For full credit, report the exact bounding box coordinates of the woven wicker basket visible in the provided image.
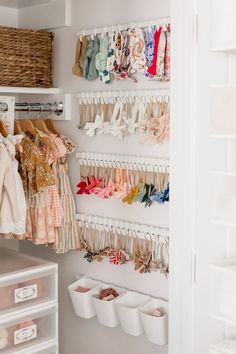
[0,26,54,88]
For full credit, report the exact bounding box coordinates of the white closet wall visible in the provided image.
[17,1,171,354]
[0,6,17,27]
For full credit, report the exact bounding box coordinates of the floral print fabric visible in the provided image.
[73,23,171,82]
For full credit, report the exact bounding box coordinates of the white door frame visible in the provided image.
[169,0,197,353]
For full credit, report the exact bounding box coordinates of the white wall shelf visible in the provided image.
[211,46,236,54]
[211,84,236,88]
[0,87,60,94]
[211,260,236,273]
[211,170,236,177]
[211,134,236,140]
[209,313,236,327]
[211,219,236,227]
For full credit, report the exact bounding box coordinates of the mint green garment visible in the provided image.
[95,34,109,81]
[83,37,100,81]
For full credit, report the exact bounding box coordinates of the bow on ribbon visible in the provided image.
[109,249,123,265]
[84,114,104,137]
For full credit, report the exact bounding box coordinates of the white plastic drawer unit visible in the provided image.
[0,248,57,317]
[0,303,57,354]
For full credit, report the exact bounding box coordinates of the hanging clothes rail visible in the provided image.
[0,101,64,116]
[76,17,171,37]
[76,213,169,239]
[76,151,170,173]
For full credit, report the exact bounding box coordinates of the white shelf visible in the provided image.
[211,170,236,177]
[209,312,236,326]
[0,87,60,94]
[211,134,236,140]
[211,46,236,54]
[211,259,236,273]
[211,84,236,88]
[211,219,236,227]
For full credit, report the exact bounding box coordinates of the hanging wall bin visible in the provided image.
[0,26,53,88]
[92,284,126,328]
[139,298,168,346]
[68,277,101,319]
[114,291,151,336]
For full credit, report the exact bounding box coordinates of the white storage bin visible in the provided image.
[0,248,57,318]
[115,291,151,336]
[210,260,236,321]
[139,298,168,345]
[92,284,126,327]
[0,303,57,354]
[68,277,101,319]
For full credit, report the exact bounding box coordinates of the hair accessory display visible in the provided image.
[77,90,170,144]
[76,213,169,275]
[76,152,169,207]
[74,19,170,83]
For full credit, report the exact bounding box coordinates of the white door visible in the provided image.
[171,0,236,353]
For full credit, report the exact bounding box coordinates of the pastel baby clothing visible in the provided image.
[129,27,147,74]
[156,27,167,81]
[54,163,80,253]
[2,135,26,236]
[25,188,55,245]
[0,139,21,234]
[41,133,67,228]
[102,31,116,83]
[72,36,89,77]
[95,34,110,83]
[83,37,100,81]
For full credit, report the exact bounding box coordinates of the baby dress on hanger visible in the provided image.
[2,134,26,236]
[42,133,80,253]
[0,136,22,234]
[19,136,55,245]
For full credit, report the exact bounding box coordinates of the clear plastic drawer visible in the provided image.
[0,304,57,354]
[0,248,57,317]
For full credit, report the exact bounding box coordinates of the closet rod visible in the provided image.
[76,152,170,173]
[0,101,63,116]
[76,17,170,37]
[75,213,169,239]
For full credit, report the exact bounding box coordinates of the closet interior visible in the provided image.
[1,0,235,353]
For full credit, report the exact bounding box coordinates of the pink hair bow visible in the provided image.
[109,249,123,265]
[96,178,117,199]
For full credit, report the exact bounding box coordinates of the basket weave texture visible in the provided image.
[0,26,54,88]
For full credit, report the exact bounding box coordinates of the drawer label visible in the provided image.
[14,284,38,303]
[14,324,37,345]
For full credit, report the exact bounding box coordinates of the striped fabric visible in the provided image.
[54,163,80,253]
